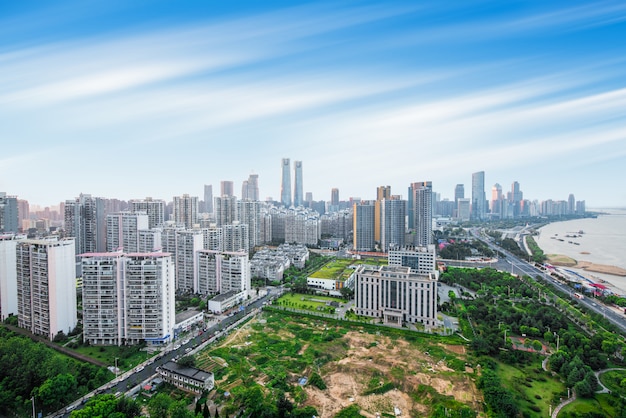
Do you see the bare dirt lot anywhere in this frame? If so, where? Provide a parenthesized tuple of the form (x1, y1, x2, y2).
(213, 316, 482, 417)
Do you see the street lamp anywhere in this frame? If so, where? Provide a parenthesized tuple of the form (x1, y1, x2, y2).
(554, 332, 560, 351)
(31, 396, 35, 418)
(115, 357, 119, 379)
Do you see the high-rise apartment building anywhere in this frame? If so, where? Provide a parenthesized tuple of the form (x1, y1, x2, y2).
(203, 185, 214, 214)
(16, 238, 77, 340)
(0, 193, 19, 233)
(380, 197, 406, 252)
(139, 229, 162, 252)
(197, 250, 250, 296)
(354, 265, 438, 327)
(280, 158, 292, 207)
(410, 182, 432, 247)
(173, 194, 198, 229)
(241, 174, 259, 201)
(175, 230, 203, 293)
(64, 194, 103, 255)
(81, 252, 175, 346)
(0, 234, 18, 320)
(222, 222, 250, 252)
(353, 201, 375, 251)
(471, 171, 486, 220)
(331, 188, 339, 206)
(293, 161, 303, 208)
(215, 196, 238, 227)
(106, 212, 149, 253)
(238, 200, 262, 248)
(374, 186, 392, 244)
(220, 181, 234, 198)
(130, 197, 165, 229)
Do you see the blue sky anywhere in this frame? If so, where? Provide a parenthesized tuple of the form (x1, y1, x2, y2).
(1, 1, 625, 208)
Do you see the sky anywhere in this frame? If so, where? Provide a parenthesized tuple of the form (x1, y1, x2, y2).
(1, 0, 625, 209)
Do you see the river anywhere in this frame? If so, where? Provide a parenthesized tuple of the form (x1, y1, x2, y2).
(535, 208, 626, 294)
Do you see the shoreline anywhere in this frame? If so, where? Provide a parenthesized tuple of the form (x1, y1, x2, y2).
(545, 254, 626, 277)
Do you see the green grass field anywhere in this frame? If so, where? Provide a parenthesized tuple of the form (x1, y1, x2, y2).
(496, 359, 566, 416)
(599, 369, 626, 396)
(558, 394, 620, 417)
(309, 258, 355, 280)
(275, 293, 346, 313)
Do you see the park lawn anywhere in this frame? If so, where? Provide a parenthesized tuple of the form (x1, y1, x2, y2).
(277, 293, 346, 312)
(495, 358, 566, 417)
(73, 344, 152, 371)
(559, 394, 619, 418)
(599, 369, 626, 396)
(309, 258, 354, 279)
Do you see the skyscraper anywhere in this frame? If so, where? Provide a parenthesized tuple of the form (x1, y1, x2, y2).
(204, 185, 213, 214)
(175, 230, 203, 292)
(353, 201, 375, 252)
(509, 181, 523, 217)
(215, 195, 238, 227)
(490, 184, 503, 216)
(220, 181, 234, 198)
(330, 188, 339, 211)
(380, 197, 406, 252)
(16, 238, 77, 340)
(242, 174, 259, 201)
(293, 161, 303, 207)
(280, 158, 292, 207)
(411, 181, 432, 247)
(454, 184, 464, 204)
(106, 212, 149, 252)
(374, 186, 392, 243)
(238, 200, 262, 248)
(0, 193, 19, 233)
(173, 194, 198, 229)
(471, 171, 486, 220)
(64, 194, 103, 255)
(130, 197, 165, 229)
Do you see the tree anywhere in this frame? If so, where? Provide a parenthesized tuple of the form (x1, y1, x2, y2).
(37, 373, 78, 411)
(148, 393, 173, 418)
(177, 355, 196, 368)
(170, 400, 195, 418)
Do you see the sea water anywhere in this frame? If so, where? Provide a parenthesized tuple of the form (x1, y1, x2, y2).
(535, 208, 626, 293)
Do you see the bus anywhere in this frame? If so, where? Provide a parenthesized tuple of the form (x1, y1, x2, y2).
(573, 292, 584, 300)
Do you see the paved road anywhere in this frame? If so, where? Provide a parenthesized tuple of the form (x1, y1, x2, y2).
(469, 229, 626, 336)
(50, 289, 281, 417)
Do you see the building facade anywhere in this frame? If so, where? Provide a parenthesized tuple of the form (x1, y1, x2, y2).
(106, 211, 149, 253)
(0, 234, 18, 320)
(293, 161, 303, 208)
(16, 238, 77, 340)
(354, 265, 438, 327)
(130, 197, 165, 229)
(281, 158, 292, 207)
(173, 194, 198, 229)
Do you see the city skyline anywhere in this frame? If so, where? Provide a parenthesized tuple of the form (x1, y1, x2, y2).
(1, 1, 625, 208)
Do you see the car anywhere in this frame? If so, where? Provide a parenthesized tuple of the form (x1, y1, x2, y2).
(174, 344, 181, 350)
(135, 366, 145, 373)
(185, 347, 192, 353)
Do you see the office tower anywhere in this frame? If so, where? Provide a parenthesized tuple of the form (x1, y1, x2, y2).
(490, 183, 503, 216)
(0, 235, 18, 320)
(173, 194, 198, 229)
(204, 184, 214, 214)
(175, 230, 203, 292)
(215, 195, 238, 227)
(331, 188, 339, 206)
(374, 186, 392, 243)
(64, 194, 102, 255)
(220, 181, 234, 198)
(353, 201, 375, 251)
(130, 197, 165, 229)
(139, 229, 162, 252)
(280, 158, 292, 207)
(222, 222, 250, 252)
(197, 250, 250, 296)
(238, 200, 261, 248)
(509, 181, 523, 217)
(106, 212, 149, 252)
(82, 252, 175, 346)
(410, 182, 432, 246)
(16, 238, 77, 340)
(388, 245, 436, 275)
(293, 161, 303, 208)
(457, 198, 471, 221)
(568, 194, 576, 215)
(354, 265, 438, 327)
(380, 197, 406, 252)
(454, 184, 464, 204)
(241, 174, 259, 201)
(305, 192, 313, 206)
(0, 193, 19, 233)
(471, 171, 486, 220)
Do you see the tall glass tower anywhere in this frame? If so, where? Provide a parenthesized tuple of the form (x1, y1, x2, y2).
(280, 158, 292, 207)
(293, 161, 303, 207)
(471, 171, 486, 220)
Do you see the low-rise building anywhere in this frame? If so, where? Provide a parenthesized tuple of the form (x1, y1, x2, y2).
(207, 289, 247, 314)
(157, 361, 214, 394)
